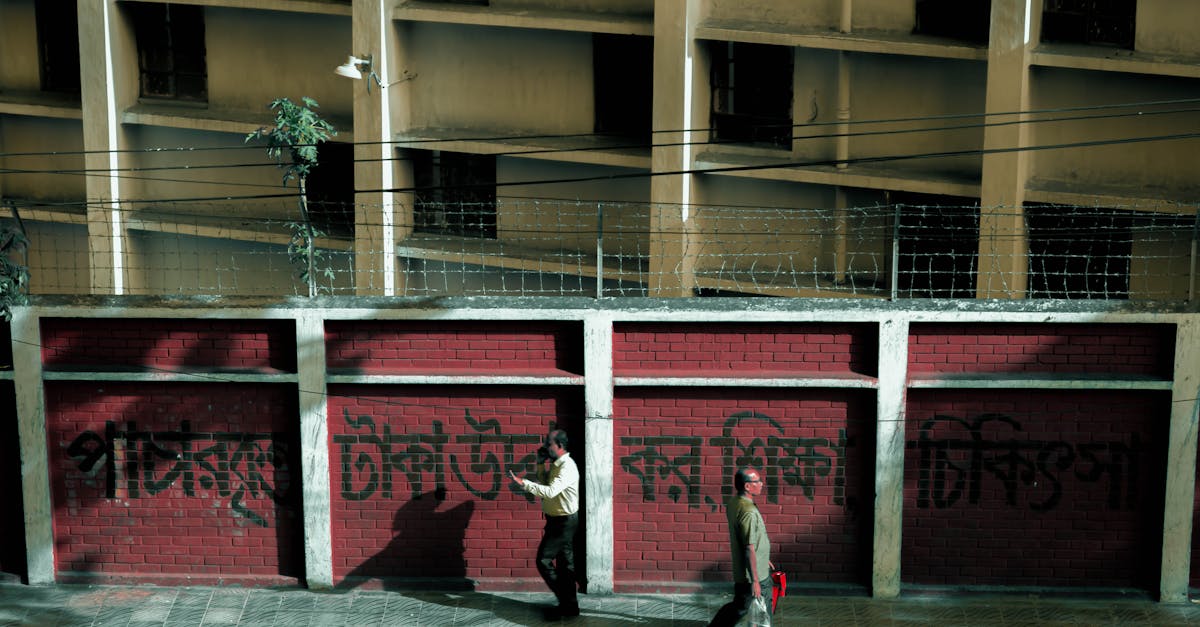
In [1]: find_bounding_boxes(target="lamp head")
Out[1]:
[334,55,371,80]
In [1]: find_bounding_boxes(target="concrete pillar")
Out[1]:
[11,307,53,584]
[583,314,615,593]
[296,312,333,589]
[977,0,1036,298]
[873,317,908,598]
[1160,318,1200,602]
[648,0,700,297]
[351,0,409,295]
[77,0,134,295]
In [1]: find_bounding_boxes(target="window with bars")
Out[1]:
[710,42,794,149]
[35,0,80,93]
[413,151,497,239]
[1042,0,1136,49]
[130,2,207,102]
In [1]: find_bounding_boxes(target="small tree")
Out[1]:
[0,203,30,321]
[246,97,336,297]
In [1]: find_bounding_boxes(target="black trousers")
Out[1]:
[707,577,773,627]
[537,512,578,609]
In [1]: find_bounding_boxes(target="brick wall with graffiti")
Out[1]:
[21,314,1195,592]
[47,381,301,583]
[328,385,583,586]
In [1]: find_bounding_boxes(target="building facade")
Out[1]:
[0,0,1197,300]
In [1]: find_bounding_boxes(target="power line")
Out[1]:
[1,96,1198,160]
[7,103,1200,179]
[4,129,1198,210]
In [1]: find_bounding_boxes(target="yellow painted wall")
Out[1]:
[1029,68,1200,194]
[406,23,595,133]
[490,0,652,14]
[0,0,40,91]
[0,116,85,201]
[849,55,986,178]
[205,8,352,118]
[703,0,841,28]
[1136,0,1200,57]
[23,221,89,295]
[497,157,650,257]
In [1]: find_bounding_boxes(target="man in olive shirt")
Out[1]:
[509,429,580,619]
[708,467,773,627]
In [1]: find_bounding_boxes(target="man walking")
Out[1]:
[509,429,580,620]
[708,467,772,627]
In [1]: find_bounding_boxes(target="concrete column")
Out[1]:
[873,317,908,598]
[352,0,410,295]
[583,314,615,593]
[296,312,333,589]
[78,0,134,295]
[977,0,1036,298]
[11,307,53,584]
[1161,318,1200,602]
[648,0,700,297]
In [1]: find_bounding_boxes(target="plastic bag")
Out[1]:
[748,595,771,627]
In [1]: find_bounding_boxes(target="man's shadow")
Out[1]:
[341,488,475,590]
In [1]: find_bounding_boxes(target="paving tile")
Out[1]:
[305,610,346,626]
[201,606,243,625]
[273,611,314,626]
[165,606,208,625]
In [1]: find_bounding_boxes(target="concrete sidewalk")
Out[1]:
[1,583,1199,626]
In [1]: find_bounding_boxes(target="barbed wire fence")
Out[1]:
[5,198,1199,301]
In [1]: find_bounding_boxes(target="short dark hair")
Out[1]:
[548,429,569,450]
[734,467,758,494]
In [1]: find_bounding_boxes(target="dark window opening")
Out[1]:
[303,142,355,238]
[1027,204,1132,299]
[593,34,653,139]
[893,192,980,299]
[413,151,497,239]
[1042,0,1136,49]
[130,2,207,101]
[913,0,992,44]
[35,0,80,93]
[710,42,793,149]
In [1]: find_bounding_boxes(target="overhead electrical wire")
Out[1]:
[3,128,1199,210]
[0,96,1197,160]
[4,103,1200,186]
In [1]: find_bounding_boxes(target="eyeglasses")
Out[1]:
[747,479,762,484]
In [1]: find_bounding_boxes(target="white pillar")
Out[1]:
[583,314,615,593]
[873,317,908,598]
[1161,318,1200,602]
[11,307,53,584]
[296,312,332,588]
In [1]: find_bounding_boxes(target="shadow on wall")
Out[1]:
[342,488,476,590]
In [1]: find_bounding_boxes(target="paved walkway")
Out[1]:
[1,583,1200,626]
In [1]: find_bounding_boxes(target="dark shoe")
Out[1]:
[542,605,563,621]
[559,604,580,618]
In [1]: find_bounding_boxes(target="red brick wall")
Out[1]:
[612,388,873,590]
[40,318,296,372]
[328,385,583,588]
[903,389,1166,588]
[325,321,583,375]
[614,323,875,377]
[908,323,1174,376]
[46,382,301,583]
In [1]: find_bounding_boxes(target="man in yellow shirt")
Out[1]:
[708,467,773,626]
[509,429,581,619]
